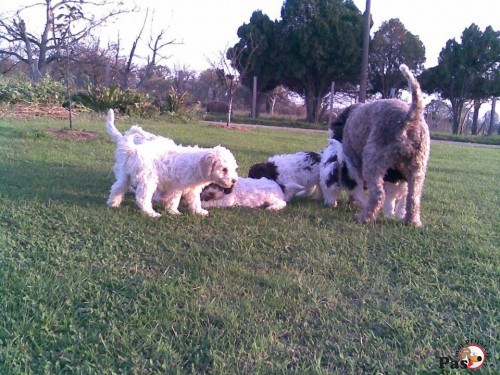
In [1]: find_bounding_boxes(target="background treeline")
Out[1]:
[0,0,498,134]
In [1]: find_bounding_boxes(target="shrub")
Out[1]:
[0,77,65,104]
[73,82,158,117]
[164,86,188,114]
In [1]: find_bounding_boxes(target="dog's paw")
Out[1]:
[405,218,423,227]
[196,209,209,216]
[266,202,287,211]
[107,198,121,208]
[166,209,182,216]
[146,211,162,219]
[395,210,406,220]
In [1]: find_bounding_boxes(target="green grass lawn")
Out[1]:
[0,116,498,374]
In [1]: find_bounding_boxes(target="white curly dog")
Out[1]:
[200,177,304,211]
[105,110,238,217]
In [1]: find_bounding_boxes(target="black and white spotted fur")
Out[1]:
[248,151,322,202]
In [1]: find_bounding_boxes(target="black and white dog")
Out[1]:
[248,151,322,202]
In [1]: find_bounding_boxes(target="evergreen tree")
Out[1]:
[368,18,425,98]
[420,24,500,134]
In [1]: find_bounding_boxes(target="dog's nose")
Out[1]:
[231,179,237,185]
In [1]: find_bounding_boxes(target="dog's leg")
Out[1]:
[184,189,209,216]
[135,181,161,218]
[107,174,131,208]
[351,183,368,208]
[295,185,319,200]
[358,163,385,223]
[405,168,426,227]
[383,182,398,218]
[311,184,323,200]
[393,182,407,219]
[163,191,183,215]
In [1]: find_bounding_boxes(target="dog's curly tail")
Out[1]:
[105,109,122,143]
[399,64,424,122]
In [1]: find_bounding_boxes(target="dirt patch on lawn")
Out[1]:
[0,103,77,120]
[45,127,101,141]
[205,121,252,132]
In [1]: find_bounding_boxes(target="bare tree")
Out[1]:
[119,10,149,89]
[132,10,180,90]
[209,35,262,126]
[136,28,176,89]
[0,0,135,82]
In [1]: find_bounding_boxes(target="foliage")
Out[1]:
[230,0,364,123]
[73,82,157,117]
[368,18,426,98]
[164,85,189,113]
[0,117,498,373]
[420,24,500,134]
[278,0,364,122]
[0,76,66,104]
[228,11,281,116]
[430,132,500,145]
[73,82,121,112]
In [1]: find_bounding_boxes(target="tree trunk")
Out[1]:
[226,76,234,126]
[451,99,463,134]
[488,97,497,135]
[18,19,43,82]
[304,92,322,123]
[470,99,481,135]
[358,0,371,103]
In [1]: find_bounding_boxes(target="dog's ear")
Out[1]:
[248,162,278,180]
[200,153,216,178]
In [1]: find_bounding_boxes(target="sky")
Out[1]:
[2,0,500,72]
[118,0,500,71]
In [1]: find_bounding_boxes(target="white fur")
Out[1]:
[320,139,407,219]
[106,110,176,147]
[383,180,407,219]
[105,110,238,217]
[200,178,304,211]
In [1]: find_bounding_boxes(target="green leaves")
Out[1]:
[420,24,499,134]
[73,81,157,117]
[0,77,65,104]
[231,0,364,122]
[368,18,426,98]
[165,86,189,114]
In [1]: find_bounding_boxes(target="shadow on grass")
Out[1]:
[0,158,112,207]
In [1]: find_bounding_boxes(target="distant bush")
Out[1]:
[0,77,65,104]
[431,132,500,145]
[164,86,189,114]
[73,82,158,118]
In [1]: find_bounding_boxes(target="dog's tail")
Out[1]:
[105,109,122,143]
[399,64,424,123]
